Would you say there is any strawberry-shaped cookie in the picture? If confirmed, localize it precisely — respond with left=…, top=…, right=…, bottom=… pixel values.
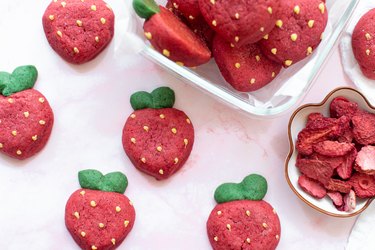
left=0, top=65, right=54, bottom=160
left=207, top=174, right=281, bottom=250
left=65, top=169, right=135, bottom=250
left=122, top=87, right=194, bottom=180
left=133, top=0, right=211, bottom=67
left=42, top=0, right=115, bottom=64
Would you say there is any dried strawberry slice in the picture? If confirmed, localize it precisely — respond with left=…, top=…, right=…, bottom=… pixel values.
left=324, top=179, right=351, bottom=194
left=355, top=145, right=375, bottom=175
left=327, top=192, right=343, bottom=207
left=330, top=97, right=358, bottom=119
left=296, top=158, right=334, bottom=185
left=349, top=173, right=375, bottom=198
left=298, top=175, right=327, bottom=199
left=337, top=148, right=357, bottom=180
left=313, top=141, right=354, bottom=157
left=352, top=112, right=375, bottom=145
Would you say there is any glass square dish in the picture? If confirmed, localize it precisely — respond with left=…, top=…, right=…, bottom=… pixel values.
left=131, top=0, right=359, bottom=118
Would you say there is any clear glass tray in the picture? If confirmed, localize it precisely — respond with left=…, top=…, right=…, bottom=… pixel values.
left=132, top=0, right=360, bottom=118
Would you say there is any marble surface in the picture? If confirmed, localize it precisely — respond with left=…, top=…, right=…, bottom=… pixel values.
left=0, top=0, right=361, bottom=249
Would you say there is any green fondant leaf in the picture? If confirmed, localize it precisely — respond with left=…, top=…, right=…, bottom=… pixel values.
left=130, top=86, right=175, bottom=110
left=214, top=174, right=268, bottom=204
left=78, top=169, right=128, bottom=194
left=0, top=65, right=38, bottom=97
left=133, top=0, right=160, bottom=19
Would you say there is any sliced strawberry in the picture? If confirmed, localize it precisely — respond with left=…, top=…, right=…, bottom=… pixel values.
left=330, top=97, right=359, bottom=119
left=296, top=158, right=334, bottom=185
left=298, top=175, right=326, bottom=199
left=354, top=145, right=375, bottom=175
left=327, top=192, right=343, bottom=207
left=312, top=141, right=354, bottom=157
left=324, top=179, right=352, bottom=194
left=343, top=190, right=356, bottom=212
left=352, top=112, right=375, bottom=145
left=336, top=148, right=357, bottom=180
left=349, top=173, right=375, bottom=198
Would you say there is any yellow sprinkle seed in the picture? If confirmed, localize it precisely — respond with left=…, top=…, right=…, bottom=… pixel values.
left=189, top=15, right=194, bottom=20
left=16, top=150, right=22, bottom=155
left=210, top=0, right=215, bottom=4
left=74, top=47, right=79, bottom=54
left=116, top=206, right=121, bottom=212
left=111, top=238, right=116, bottom=245
left=276, top=20, right=283, bottom=28
left=144, top=32, right=152, bottom=40
left=267, top=7, right=272, bottom=14
left=32, top=135, right=38, bottom=141
left=186, top=118, right=191, bottom=124
left=173, top=2, right=178, bottom=9
left=91, top=5, right=97, bottom=11
left=230, top=43, right=235, bottom=48
left=74, top=212, right=80, bottom=219
left=141, top=157, right=146, bottom=163
left=260, top=27, right=265, bottom=32
left=124, top=220, right=130, bottom=227
left=366, top=33, right=372, bottom=40
left=235, top=13, right=240, bottom=19
left=291, top=33, right=298, bottom=41
left=143, top=126, right=149, bottom=132
left=276, top=235, right=280, bottom=240
left=80, top=231, right=86, bottom=237
left=307, top=46, right=313, bottom=55
left=174, top=157, right=179, bottom=164
left=271, top=48, right=277, bottom=55
left=8, top=98, right=14, bottom=103
left=263, top=222, right=268, bottom=228
left=319, top=3, right=325, bottom=14
left=0, top=143, right=3, bottom=149
left=285, top=60, right=293, bottom=66
left=214, top=236, right=219, bottom=242
left=90, top=200, right=97, bottom=207
left=294, top=5, right=300, bottom=14
left=255, top=55, right=260, bottom=62
left=57, top=30, right=62, bottom=37
left=235, top=62, right=241, bottom=69
left=39, top=97, right=45, bottom=103
left=366, top=49, right=371, bottom=56
left=130, top=138, right=136, bottom=144
left=49, top=15, right=55, bottom=21
left=212, top=20, right=217, bottom=26
left=217, top=210, right=222, bottom=216
left=250, top=78, right=256, bottom=84
left=130, top=114, right=136, bottom=118
left=171, top=128, right=177, bottom=134
left=39, top=120, right=46, bottom=125
left=184, top=139, right=189, bottom=146
left=235, top=36, right=239, bottom=42
left=163, top=49, right=170, bottom=57
left=159, top=169, right=164, bottom=175
left=159, top=114, right=165, bottom=119
left=11, top=131, right=17, bottom=136
left=176, top=61, right=184, bottom=66
left=92, top=246, right=97, bottom=250
left=157, top=146, right=162, bottom=152
left=61, top=1, right=66, bottom=7
left=272, top=72, right=276, bottom=78
left=80, top=190, right=85, bottom=196
left=263, top=34, right=269, bottom=40
left=23, top=111, right=29, bottom=118
left=308, top=20, right=315, bottom=28
left=99, top=223, right=105, bottom=228
left=76, top=20, right=82, bottom=27
left=226, top=224, right=231, bottom=231
left=100, top=18, right=106, bottom=24
left=246, top=238, right=251, bottom=244
left=95, top=36, right=100, bottom=43
left=246, top=210, right=251, bottom=216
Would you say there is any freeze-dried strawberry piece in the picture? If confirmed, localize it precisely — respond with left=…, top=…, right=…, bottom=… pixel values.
left=296, top=116, right=350, bottom=155
left=311, top=153, right=344, bottom=169
left=330, top=97, right=359, bottom=119
left=355, top=145, right=375, bottom=175
left=337, top=148, right=357, bottom=180
left=349, top=173, right=375, bottom=198
left=338, top=128, right=353, bottom=143
left=298, top=175, right=327, bottom=199
left=327, top=192, right=343, bottom=207
left=352, top=112, right=375, bottom=145
left=325, top=179, right=351, bottom=194
left=343, top=190, right=356, bottom=212
left=296, top=158, right=334, bottom=185
left=306, top=113, right=324, bottom=127
left=313, top=141, right=354, bottom=157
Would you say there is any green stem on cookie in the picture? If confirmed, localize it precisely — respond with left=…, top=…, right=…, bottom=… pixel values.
left=130, top=86, right=175, bottom=110
left=133, top=0, right=160, bottom=19
left=0, top=65, right=38, bottom=97
left=78, top=169, right=128, bottom=194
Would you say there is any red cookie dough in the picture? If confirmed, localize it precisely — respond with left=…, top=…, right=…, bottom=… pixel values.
left=352, top=9, right=375, bottom=80
left=65, top=189, right=135, bottom=250
left=42, top=0, right=115, bottom=64
left=143, top=6, right=211, bottom=67
left=122, top=108, right=194, bottom=180
left=199, top=0, right=279, bottom=47
left=0, top=89, right=54, bottom=160
left=212, top=35, right=282, bottom=92
left=260, top=0, right=328, bottom=67
left=169, top=0, right=202, bottom=22
left=207, top=200, right=281, bottom=250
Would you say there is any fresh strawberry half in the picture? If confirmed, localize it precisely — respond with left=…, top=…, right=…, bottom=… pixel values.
left=65, top=169, right=135, bottom=250
left=0, top=65, right=54, bottom=160
left=133, top=0, right=211, bottom=67
left=207, top=174, right=281, bottom=250
left=122, top=87, right=194, bottom=180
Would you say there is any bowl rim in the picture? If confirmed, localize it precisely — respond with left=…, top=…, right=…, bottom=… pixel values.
left=285, top=87, right=374, bottom=218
